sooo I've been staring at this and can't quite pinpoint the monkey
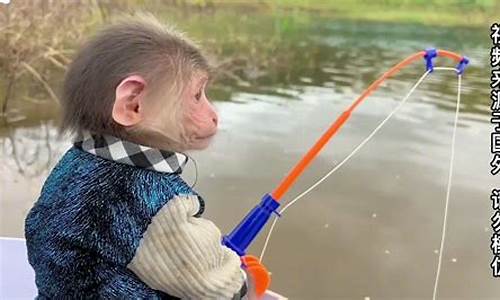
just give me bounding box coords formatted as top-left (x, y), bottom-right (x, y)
top-left (24, 14), bottom-right (263, 299)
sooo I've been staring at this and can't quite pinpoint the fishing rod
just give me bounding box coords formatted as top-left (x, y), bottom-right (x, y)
top-left (222, 48), bottom-right (469, 296)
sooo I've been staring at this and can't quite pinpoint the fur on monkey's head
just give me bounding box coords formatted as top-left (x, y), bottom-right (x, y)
top-left (61, 13), bottom-right (218, 152)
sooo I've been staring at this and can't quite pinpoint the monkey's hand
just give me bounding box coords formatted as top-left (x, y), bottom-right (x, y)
top-left (127, 195), bottom-right (245, 299)
top-left (241, 255), bottom-right (271, 299)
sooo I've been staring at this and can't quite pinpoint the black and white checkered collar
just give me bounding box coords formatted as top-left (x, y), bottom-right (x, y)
top-left (73, 131), bottom-right (188, 174)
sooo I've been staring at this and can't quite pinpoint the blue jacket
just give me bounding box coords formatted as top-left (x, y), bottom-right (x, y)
top-left (25, 146), bottom-right (202, 299)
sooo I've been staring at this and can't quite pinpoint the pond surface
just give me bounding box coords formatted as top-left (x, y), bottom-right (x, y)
top-left (0, 14), bottom-right (496, 299)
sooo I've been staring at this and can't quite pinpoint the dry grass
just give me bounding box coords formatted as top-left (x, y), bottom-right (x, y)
top-left (0, 1), bottom-right (99, 114)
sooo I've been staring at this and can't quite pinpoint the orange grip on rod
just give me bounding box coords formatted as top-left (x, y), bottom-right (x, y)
top-left (271, 50), bottom-right (463, 201)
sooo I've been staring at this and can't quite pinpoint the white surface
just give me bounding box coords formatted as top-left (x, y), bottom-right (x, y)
top-left (263, 290), bottom-right (288, 299)
top-left (0, 237), bottom-right (287, 299)
top-left (0, 237), bottom-right (37, 299)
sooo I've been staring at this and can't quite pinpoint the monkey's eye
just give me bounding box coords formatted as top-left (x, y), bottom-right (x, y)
top-left (195, 90), bottom-right (202, 101)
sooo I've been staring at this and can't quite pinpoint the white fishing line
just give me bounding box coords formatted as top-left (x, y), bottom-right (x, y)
top-left (259, 67), bottom-right (462, 300)
top-left (433, 71), bottom-right (461, 300)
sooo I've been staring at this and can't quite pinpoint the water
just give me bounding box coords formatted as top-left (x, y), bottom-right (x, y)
top-left (0, 14), bottom-right (496, 299)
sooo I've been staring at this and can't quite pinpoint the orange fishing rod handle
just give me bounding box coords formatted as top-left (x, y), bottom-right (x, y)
top-left (241, 255), bottom-right (270, 298)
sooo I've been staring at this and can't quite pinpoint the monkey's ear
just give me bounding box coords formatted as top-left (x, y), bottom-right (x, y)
top-left (112, 75), bottom-right (147, 127)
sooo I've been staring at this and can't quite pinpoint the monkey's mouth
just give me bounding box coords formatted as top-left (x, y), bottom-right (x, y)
top-left (195, 132), bottom-right (216, 140)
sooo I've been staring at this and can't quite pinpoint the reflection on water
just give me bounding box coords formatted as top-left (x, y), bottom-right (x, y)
top-left (0, 15), bottom-right (496, 299)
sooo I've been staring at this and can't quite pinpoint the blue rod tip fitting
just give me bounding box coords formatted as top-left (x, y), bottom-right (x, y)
top-left (456, 56), bottom-right (469, 75)
top-left (424, 48), bottom-right (438, 73)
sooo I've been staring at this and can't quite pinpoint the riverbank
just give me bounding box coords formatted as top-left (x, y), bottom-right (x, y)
top-left (209, 0), bottom-right (496, 28)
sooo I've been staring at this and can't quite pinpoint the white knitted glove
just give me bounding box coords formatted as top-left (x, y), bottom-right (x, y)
top-left (127, 194), bottom-right (246, 299)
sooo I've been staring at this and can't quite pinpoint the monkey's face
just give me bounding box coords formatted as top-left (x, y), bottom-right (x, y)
top-left (112, 72), bottom-right (218, 152)
top-left (178, 73), bottom-right (218, 150)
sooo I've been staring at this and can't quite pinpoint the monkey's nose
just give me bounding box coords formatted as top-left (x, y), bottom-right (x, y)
top-left (212, 114), bottom-right (218, 126)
